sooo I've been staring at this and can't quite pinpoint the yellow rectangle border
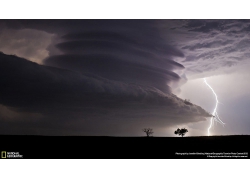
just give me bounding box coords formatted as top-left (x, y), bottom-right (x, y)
top-left (1, 151), bottom-right (6, 158)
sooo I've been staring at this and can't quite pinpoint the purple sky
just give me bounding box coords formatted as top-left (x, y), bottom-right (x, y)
top-left (0, 20), bottom-right (249, 136)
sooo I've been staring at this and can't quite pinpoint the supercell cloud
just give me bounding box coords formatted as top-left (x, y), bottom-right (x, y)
top-left (0, 20), bottom-right (212, 136)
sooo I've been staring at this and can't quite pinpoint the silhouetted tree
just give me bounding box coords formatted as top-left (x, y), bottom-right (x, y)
top-left (142, 128), bottom-right (153, 137)
top-left (174, 128), bottom-right (188, 137)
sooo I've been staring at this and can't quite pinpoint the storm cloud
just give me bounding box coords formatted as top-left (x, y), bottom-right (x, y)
top-left (0, 20), bottom-right (212, 136)
top-left (167, 20), bottom-right (250, 79)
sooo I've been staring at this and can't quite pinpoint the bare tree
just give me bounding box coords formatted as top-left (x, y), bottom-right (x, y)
top-left (142, 128), bottom-right (153, 137)
top-left (174, 128), bottom-right (188, 137)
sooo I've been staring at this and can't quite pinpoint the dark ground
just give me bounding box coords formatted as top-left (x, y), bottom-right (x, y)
top-left (0, 135), bottom-right (249, 159)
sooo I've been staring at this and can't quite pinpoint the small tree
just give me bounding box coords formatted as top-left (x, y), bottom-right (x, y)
top-left (174, 128), bottom-right (188, 137)
top-left (142, 128), bottom-right (153, 137)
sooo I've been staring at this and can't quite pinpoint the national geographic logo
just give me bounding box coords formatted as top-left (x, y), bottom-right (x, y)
top-left (1, 151), bottom-right (6, 158)
top-left (1, 151), bottom-right (23, 158)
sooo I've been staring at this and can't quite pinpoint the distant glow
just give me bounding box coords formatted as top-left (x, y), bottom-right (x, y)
top-left (203, 78), bottom-right (225, 136)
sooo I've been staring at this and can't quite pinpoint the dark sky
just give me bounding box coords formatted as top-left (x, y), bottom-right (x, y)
top-left (0, 20), bottom-right (249, 136)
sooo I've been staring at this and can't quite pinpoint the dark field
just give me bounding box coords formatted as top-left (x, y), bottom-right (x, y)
top-left (1, 135), bottom-right (249, 159)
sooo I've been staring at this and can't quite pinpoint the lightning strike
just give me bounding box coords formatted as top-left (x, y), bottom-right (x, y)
top-left (203, 78), bottom-right (225, 136)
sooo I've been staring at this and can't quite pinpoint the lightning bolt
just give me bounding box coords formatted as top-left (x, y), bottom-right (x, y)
top-left (203, 78), bottom-right (225, 136)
